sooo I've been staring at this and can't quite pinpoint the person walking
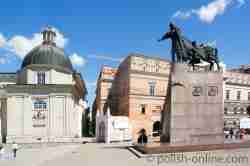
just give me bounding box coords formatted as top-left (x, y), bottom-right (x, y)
top-left (12, 142), bottom-right (18, 159)
top-left (137, 129), bottom-right (148, 145)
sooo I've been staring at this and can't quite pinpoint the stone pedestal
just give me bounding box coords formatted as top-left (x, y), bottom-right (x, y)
top-left (161, 63), bottom-right (224, 145)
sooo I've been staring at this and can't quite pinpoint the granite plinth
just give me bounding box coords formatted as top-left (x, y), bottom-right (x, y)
top-left (161, 63), bottom-right (224, 145)
top-left (134, 141), bottom-right (250, 154)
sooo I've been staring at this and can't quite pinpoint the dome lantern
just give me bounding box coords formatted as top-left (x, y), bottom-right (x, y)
top-left (42, 26), bottom-right (56, 46)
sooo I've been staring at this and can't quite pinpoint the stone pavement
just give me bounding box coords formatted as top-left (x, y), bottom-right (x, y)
top-left (0, 143), bottom-right (249, 166)
top-left (39, 143), bottom-right (144, 166)
top-left (0, 143), bottom-right (80, 166)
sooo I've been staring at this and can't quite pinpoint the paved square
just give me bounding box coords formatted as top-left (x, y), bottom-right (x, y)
top-left (0, 143), bottom-right (249, 166)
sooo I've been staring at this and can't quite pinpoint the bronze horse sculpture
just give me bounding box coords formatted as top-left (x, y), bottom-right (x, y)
top-left (158, 23), bottom-right (220, 71)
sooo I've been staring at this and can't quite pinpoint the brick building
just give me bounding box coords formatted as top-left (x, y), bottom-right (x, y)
top-left (93, 54), bottom-right (171, 142)
top-left (93, 54), bottom-right (250, 143)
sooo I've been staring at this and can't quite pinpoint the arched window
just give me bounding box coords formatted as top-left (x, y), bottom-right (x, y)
top-left (152, 121), bottom-right (161, 137)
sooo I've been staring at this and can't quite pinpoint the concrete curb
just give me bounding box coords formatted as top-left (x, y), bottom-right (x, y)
top-left (127, 147), bottom-right (148, 158)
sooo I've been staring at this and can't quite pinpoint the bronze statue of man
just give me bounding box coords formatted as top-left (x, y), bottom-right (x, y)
top-left (158, 22), bottom-right (220, 71)
top-left (158, 22), bottom-right (187, 62)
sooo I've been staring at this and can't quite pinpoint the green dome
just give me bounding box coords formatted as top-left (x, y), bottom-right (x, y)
top-left (21, 44), bottom-right (73, 73)
top-left (21, 27), bottom-right (73, 73)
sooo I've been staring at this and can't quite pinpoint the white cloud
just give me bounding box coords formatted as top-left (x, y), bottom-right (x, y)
top-left (69, 53), bottom-right (86, 67)
top-left (52, 28), bottom-right (68, 48)
top-left (0, 27), bottom-right (68, 59)
top-left (0, 57), bottom-right (7, 64)
top-left (87, 54), bottom-right (123, 62)
top-left (197, 0), bottom-right (232, 23)
top-left (173, 10), bottom-right (195, 20)
top-left (7, 35), bottom-right (41, 59)
top-left (0, 54), bottom-right (16, 64)
top-left (0, 33), bottom-right (6, 47)
top-left (0, 54), bottom-right (11, 64)
top-left (173, 0), bottom-right (245, 23)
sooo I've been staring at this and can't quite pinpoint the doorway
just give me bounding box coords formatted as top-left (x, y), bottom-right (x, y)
top-left (98, 122), bottom-right (105, 142)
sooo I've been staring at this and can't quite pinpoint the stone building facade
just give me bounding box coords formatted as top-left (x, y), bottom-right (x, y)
top-left (0, 27), bottom-right (88, 143)
top-left (93, 54), bottom-right (250, 143)
top-left (93, 54), bottom-right (171, 142)
top-left (224, 67), bottom-right (250, 129)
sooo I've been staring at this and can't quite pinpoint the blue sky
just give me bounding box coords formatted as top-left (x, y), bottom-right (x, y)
top-left (0, 0), bottom-right (249, 106)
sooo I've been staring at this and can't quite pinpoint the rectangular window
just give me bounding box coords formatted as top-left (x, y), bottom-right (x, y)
top-left (33, 100), bottom-right (47, 110)
top-left (37, 72), bottom-right (46, 84)
top-left (143, 64), bottom-right (146, 72)
top-left (226, 90), bottom-right (230, 100)
top-left (149, 82), bottom-right (156, 96)
top-left (224, 108), bottom-right (228, 115)
top-left (42, 102), bottom-right (47, 109)
top-left (156, 65), bottom-right (159, 72)
top-left (237, 91), bottom-right (241, 100)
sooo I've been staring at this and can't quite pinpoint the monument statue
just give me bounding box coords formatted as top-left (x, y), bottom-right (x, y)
top-left (158, 22), bottom-right (220, 71)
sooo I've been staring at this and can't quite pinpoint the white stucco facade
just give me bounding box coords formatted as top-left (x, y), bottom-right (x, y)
top-left (0, 27), bottom-right (87, 143)
top-left (18, 68), bottom-right (73, 85)
top-left (96, 109), bottom-right (132, 143)
top-left (3, 94), bottom-right (84, 143)
top-left (0, 68), bottom-right (87, 143)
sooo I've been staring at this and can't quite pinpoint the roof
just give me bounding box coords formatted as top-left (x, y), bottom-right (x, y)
top-left (21, 44), bottom-right (73, 73)
top-left (5, 84), bottom-right (73, 94)
top-left (0, 73), bottom-right (16, 83)
top-left (127, 53), bottom-right (172, 63)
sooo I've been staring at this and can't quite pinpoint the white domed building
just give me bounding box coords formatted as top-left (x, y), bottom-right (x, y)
top-left (0, 27), bottom-right (87, 143)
